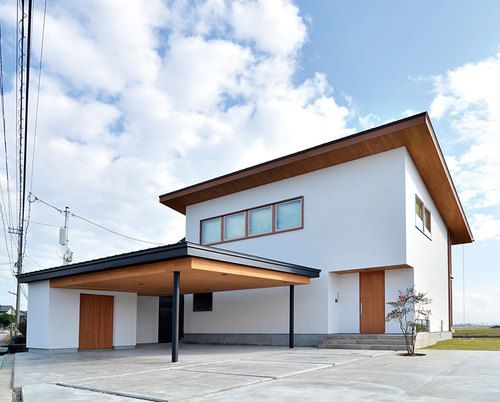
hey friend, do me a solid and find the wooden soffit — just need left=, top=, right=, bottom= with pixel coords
left=334, top=264, right=412, bottom=275
left=50, top=257, right=310, bottom=296
left=159, top=113, right=472, bottom=245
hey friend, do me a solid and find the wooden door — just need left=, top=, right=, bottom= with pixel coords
left=359, top=271, right=385, bottom=334
left=79, top=294, right=114, bottom=350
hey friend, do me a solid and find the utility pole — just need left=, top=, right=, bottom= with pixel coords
left=59, top=206, right=72, bottom=265
left=14, top=0, right=33, bottom=328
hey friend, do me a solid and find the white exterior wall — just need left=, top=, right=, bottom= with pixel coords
left=27, top=281, right=138, bottom=350
left=404, top=151, right=450, bottom=332
left=136, top=296, right=159, bottom=344
left=385, top=268, right=415, bottom=333
left=185, top=148, right=408, bottom=335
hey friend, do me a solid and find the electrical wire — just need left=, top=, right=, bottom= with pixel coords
left=29, top=192, right=165, bottom=246
left=0, top=17, right=14, bottom=230
left=24, top=0, right=48, bottom=255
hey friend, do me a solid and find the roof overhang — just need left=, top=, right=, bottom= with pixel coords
left=159, top=113, right=473, bottom=245
left=17, top=242, right=320, bottom=296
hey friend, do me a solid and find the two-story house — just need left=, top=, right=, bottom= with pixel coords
left=20, top=112, right=472, bottom=358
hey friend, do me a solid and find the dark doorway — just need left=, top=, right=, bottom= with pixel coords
left=158, top=295, right=184, bottom=343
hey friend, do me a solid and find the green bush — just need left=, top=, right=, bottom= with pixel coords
left=0, top=313, right=15, bottom=328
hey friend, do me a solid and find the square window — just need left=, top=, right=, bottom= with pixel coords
left=249, top=206, right=272, bottom=235
left=201, top=218, right=221, bottom=244
left=224, top=212, right=245, bottom=240
left=276, top=199, right=302, bottom=231
left=193, top=293, right=213, bottom=312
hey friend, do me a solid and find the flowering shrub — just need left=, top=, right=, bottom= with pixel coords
left=386, top=287, right=432, bottom=356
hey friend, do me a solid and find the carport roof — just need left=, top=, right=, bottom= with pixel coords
left=17, top=241, right=320, bottom=290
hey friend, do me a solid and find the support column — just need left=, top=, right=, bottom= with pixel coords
left=289, top=285, right=294, bottom=348
left=172, top=271, right=180, bottom=362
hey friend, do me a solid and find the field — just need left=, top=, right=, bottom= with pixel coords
left=425, top=338, right=500, bottom=351
left=453, top=326, right=500, bottom=337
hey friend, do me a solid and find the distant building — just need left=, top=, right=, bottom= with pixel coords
left=0, top=305, right=15, bottom=315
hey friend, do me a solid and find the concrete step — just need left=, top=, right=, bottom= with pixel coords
left=318, top=334, right=408, bottom=351
left=319, top=343, right=405, bottom=351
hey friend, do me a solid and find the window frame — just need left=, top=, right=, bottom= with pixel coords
left=415, top=195, right=432, bottom=240
left=193, top=293, right=213, bottom=312
left=200, top=196, right=304, bottom=245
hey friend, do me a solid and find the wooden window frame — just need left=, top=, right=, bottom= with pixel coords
left=415, top=195, right=432, bottom=240
left=200, top=196, right=304, bottom=246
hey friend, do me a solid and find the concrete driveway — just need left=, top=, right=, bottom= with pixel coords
left=13, top=344, right=500, bottom=401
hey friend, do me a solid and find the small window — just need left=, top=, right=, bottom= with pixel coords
left=424, top=207, right=431, bottom=236
left=201, top=218, right=221, bottom=244
left=224, top=212, right=245, bottom=240
left=276, top=199, right=302, bottom=231
left=193, top=293, right=213, bottom=312
left=249, top=206, right=272, bottom=236
left=415, top=195, right=431, bottom=238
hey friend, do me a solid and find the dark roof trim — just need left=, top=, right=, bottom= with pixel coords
left=17, top=241, right=321, bottom=284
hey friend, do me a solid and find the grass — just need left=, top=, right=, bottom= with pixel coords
left=425, top=338, right=500, bottom=351
left=453, top=326, right=500, bottom=337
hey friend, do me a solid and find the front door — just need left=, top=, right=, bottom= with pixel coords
left=79, top=294, right=114, bottom=350
left=359, top=271, right=385, bottom=334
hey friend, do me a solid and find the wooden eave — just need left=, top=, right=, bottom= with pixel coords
left=159, top=113, right=472, bottom=245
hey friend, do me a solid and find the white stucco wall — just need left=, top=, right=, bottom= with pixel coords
left=404, top=151, right=449, bottom=332
left=26, top=281, right=50, bottom=349
left=184, top=148, right=408, bottom=335
left=385, top=268, right=415, bottom=333
left=136, top=296, right=159, bottom=344
left=27, top=282, right=138, bottom=350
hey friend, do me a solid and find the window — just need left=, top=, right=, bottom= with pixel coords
left=224, top=212, right=245, bottom=240
left=415, top=195, right=431, bottom=238
left=276, top=198, right=302, bottom=230
left=200, top=196, right=304, bottom=245
left=193, top=293, right=213, bottom=312
left=201, top=218, right=221, bottom=244
left=249, top=206, right=272, bottom=236
left=424, top=207, right=431, bottom=236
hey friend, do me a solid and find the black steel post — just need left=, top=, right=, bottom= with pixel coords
left=172, top=271, right=180, bottom=362
left=289, top=285, right=294, bottom=348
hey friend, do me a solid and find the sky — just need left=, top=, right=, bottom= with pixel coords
left=0, top=0, right=499, bottom=324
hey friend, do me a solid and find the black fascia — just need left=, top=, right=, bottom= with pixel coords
left=16, top=241, right=321, bottom=284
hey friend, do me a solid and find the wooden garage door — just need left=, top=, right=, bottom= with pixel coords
left=359, top=271, right=385, bottom=334
left=79, top=294, right=114, bottom=350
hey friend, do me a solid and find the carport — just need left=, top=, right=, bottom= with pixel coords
left=18, top=241, right=320, bottom=362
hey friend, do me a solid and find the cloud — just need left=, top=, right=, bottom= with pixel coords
left=0, top=0, right=353, bottom=307
left=453, top=288, right=500, bottom=324
left=429, top=52, right=500, bottom=241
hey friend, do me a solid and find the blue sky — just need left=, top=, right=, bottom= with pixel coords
left=0, top=0, right=499, bottom=323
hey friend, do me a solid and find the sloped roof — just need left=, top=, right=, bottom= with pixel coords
left=159, top=113, right=472, bottom=245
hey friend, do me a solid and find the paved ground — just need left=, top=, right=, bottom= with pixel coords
left=13, top=344, right=500, bottom=401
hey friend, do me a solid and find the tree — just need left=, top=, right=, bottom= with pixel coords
left=0, top=313, right=15, bottom=329
left=386, top=287, right=431, bottom=356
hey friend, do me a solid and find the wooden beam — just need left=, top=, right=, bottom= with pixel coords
left=190, top=257, right=310, bottom=284
left=50, top=258, right=191, bottom=288
left=335, top=264, right=412, bottom=275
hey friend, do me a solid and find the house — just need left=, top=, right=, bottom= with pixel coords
left=18, top=113, right=472, bottom=358
left=0, top=305, right=15, bottom=315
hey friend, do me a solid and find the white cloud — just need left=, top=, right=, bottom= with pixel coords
left=453, top=288, right=500, bottom=324
left=429, top=52, right=500, bottom=241
left=0, top=0, right=353, bottom=310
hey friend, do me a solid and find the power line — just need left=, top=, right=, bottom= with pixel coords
left=71, top=213, right=165, bottom=246
left=29, top=192, right=165, bottom=246
left=0, top=17, right=14, bottom=230
left=24, top=0, right=48, bottom=255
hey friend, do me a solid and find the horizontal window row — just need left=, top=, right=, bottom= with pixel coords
left=201, top=197, right=303, bottom=245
